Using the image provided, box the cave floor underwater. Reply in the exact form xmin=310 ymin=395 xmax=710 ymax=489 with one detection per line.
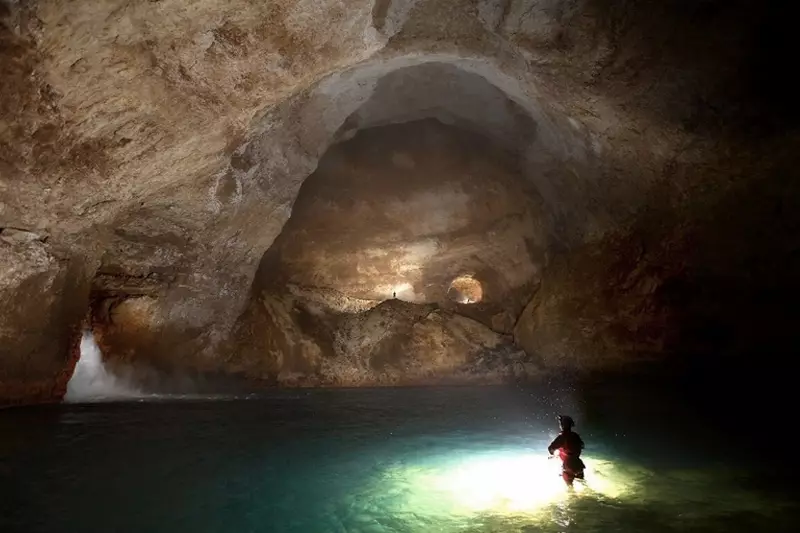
xmin=1 ymin=380 xmax=795 ymax=533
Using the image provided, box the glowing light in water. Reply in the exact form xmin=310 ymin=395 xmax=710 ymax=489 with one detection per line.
xmin=380 ymin=450 xmax=632 ymax=523
xmin=64 ymin=331 xmax=140 ymax=402
xmin=429 ymin=453 xmax=625 ymax=513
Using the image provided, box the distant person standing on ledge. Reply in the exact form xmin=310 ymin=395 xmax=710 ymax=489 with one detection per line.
xmin=548 ymin=415 xmax=586 ymax=486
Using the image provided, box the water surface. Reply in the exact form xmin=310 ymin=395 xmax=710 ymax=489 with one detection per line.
xmin=1 ymin=383 xmax=794 ymax=532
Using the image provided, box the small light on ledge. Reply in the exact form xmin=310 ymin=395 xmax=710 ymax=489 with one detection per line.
xmin=391 ymin=282 xmax=414 ymax=300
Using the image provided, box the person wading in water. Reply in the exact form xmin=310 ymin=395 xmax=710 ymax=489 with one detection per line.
xmin=547 ymin=415 xmax=586 ymax=486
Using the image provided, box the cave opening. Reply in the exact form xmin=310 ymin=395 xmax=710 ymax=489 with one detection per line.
xmin=226 ymin=61 xmax=568 ymax=386
xmin=447 ymin=275 xmax=484 ymax=305
xmin=233 ymin=117 xmax=546 ymax=385
xmin=258 ymin=118 xmax=544 ymax=308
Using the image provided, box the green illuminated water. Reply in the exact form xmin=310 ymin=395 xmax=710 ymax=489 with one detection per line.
xmin=1 ymin=384 xmax=795 ymax=532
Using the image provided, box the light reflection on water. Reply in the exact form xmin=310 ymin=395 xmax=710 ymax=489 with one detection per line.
xmin=370 ymin=451 xmax=628 ymax=529
xmin=1 ymin=386 xmax=795 ymax=533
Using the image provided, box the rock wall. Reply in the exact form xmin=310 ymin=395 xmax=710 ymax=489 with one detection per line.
xmin=257 ymin=120 xmax=545 ymax=329
xmin=225 ymin=119 xmax=545 ymax=383
xmin=229 ymin=294 xmax=531 ymax=386
xmin=0 ymin=231 xmax=90 ymax=403
xmin=515 ymin=135 xmax=800 ymax=375
xmin=1 ymin=0 xmax=795 ymax=402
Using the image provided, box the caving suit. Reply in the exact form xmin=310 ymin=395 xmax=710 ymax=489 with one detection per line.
xmin=547 ymin=430 xmax=586 ymax=485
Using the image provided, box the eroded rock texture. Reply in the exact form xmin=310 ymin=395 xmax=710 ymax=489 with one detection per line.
xmin=1 ymin=0 xmax=795 ymax=403
xmin=515 ymin=140 xmax=800 ymax=374
xmin=231 ymin=295 xmax=530 ymax=386
xmin=0 ymin=234 xmax=89 ymax=403
xmin=226 ymin=120 xmax=540 ymax=384
xmin=258 ymin=120 xmax=543 ymax=326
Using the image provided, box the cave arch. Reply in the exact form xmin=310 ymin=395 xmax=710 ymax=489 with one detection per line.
xmin=216 ymin=54 xmax=600 ymax=360
xmin=3 ymin=1 xmax=791 ymax=404
xmin=232 ymin=118 xmax=545 ymax=384
xmin=333 ymin=62 xmax=539 ymax=151
xmin=231 ymin=54 xmax=600 ymax=291
xmin=279 ymin=54 xmax=599 ymax=246
xmin=447 ymin=275 xmax=484 ymax=304
xmin=86 ymin=53 xmax=598 ymax=377
xmin=255 ymin=118 xmax=545 ymax=307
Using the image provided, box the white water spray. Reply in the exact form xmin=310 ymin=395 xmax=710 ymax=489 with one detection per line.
xmin=64 ymin=331 xmax=141 ymax=402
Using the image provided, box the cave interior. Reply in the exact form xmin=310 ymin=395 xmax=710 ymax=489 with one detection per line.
xmin=0 ymin=0 xmax=797 ymax=411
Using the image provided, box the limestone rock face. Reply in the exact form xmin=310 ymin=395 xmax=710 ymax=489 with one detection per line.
xmin=327 ymin=301 xmax=532 ymax=385
xmin=257 ymin=120 xmax=545 ymax=329
xmin=224 ymin=120 xmax=545 ymax=381
xmin=514 ymin=140 xmax=800 ymax=374
xmin=513 ymin=234 xmax=670 ymax=371
xmin=1 ymin=0 xmax=795 ymax=402
xmin=0 ymin=236 xmax=90 ymax=403
xmin=229 ymin=295 xmax=531 ymax=386
xmin=227 ymin=291 xmax=327 ymax=384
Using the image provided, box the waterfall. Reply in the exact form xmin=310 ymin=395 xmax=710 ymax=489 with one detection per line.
xmin=64 ymin=331 xmax=140 ymax=402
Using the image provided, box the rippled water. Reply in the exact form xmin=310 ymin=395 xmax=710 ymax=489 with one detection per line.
xmin=1 ymin=383 xmax=795 ymax=533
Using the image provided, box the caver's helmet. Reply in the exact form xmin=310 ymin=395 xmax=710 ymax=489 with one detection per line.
xmin=557 ymin=415 xmax=575 ymax=430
